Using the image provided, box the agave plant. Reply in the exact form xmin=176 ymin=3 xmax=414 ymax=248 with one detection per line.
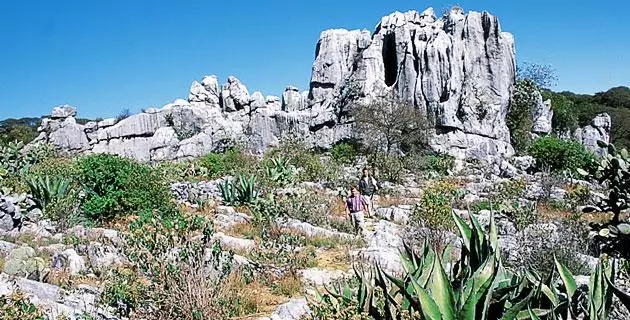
xmin=25 ymin=175 xmax=73 ymax=211
xmin=219 ymin=174 xmax=259 ymax=205
xmin=312 ymin=211 xmax=630 ymax=320
xmin=235 ymin=174 xmax=259 ymax=204
xmin=264 ymin=156 xmax=292 ymax=186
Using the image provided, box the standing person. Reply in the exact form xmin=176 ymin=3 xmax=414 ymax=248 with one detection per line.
xmin=345 ymin=186 xmax=368 ymax=235
xmin=358 ymin=167 xmax=378 ymax=217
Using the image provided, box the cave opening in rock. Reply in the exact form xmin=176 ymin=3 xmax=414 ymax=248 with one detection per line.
xmin=382 ymin=33 xmax=398 ymax=87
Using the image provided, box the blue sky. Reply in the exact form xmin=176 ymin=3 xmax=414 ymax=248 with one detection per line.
xmin=1 ymin=0 xmax=628 ymax=120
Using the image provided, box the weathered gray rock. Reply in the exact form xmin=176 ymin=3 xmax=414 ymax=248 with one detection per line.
xmin=221 ymin=76 xmax=250 ymax=111
xmin=0 ymin=273 xmax=120 ymax=319
xmin=51 ymin=104 xmax=77 ymax=119
xmin=97 ymin=112 xmax=166 ymax=141
xmin=310 ymin=7 xmax=516 ymax=159
xmin=250 ymin=91 xmax=266 ymax=111
xmin=48 ymin=117 xmax=90 ymax=151
xmin=574 ymin=113 xmax=611 ymax=156
xmin=374 ymin=206 xmax=411 ymax=224
xmin=531 ymin=91 xmax=553 ymax=134
xmin=260 ymin=298 xmax=310 ymax=320
xmin=282 ymin=86 xmax=304 ymax=111
xmin=299 ymin=268 xmax=348 ymax=287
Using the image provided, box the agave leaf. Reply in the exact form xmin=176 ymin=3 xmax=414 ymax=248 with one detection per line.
xmin=597 ymin=140 xmax=609 ymax=148
xmin=429 ymin=256 xmax=456 ymax=320
xmin=416 ymin=285 xmax=443 ymax=320
xmin=459 ymin=255 xmax=497 ymax=319
xmin=605 ymin=273 xmax=630 ymax=313
xmin=500 ymin=289 xmax=534 ymax=320
xmin=554 ymin=256 xmax=577 ymax=301
xmin=452 ymin=211 xmax=472 ymax=251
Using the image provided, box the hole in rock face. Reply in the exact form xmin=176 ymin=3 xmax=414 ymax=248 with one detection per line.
xmin=382 ymin=33 xmax=398 ymax=87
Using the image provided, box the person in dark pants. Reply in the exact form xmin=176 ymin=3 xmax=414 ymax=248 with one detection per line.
xmin=358 ymin=167 xmax=378 ymax=217
xmin=345 ymin=186 xmax=367 ymax=235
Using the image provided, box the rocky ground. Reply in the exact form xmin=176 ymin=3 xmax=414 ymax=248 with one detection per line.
xmin=2 ymin=153 xmax=623 ymax=319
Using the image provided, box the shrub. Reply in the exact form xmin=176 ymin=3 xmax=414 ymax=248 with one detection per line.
xmin=108 ymin=208 xmax=243 ymax=319
xmin=330 ymin=142 xmax=358 ymax=165
xmin=511 ymin=220 xmax=591 ymax=276
xmin=76 ymin=154 xmax=171 ymax=222
xmin=370 ymin=152 xmax=405 ymax=183
xmin=508 ymin=79 xmax=536 ymax=154
xmin=199 ymin=147 xmax=259 ymax=179
xmin=529 ymin=135 xmax=597 ymax=173
xmin=0 ymin=288 xmax=46 ymax=320
xmin=198 ymin=152 xmax=226 ymax=179
xmin=404 ymin=153 xmax=455 ymax=176
xmin=407 ymin=181 xmax=460 ymax=251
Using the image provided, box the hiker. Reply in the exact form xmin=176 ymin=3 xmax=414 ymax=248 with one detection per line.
xmin=345 ymin=186 xmax=367 ymax=235
xmin=358 ymin=167 xmax=378 ymax=217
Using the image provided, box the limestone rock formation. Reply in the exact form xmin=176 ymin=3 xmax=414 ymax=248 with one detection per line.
xmin=35 ymin=75 xmax=317 ymax=161
xmin=531 ymin=91 xmax=553 ymax=135
xmin=574 ymin=113 xmax=611 ymax=156
xmin=309 ymin=7 xmax=517 ymax=159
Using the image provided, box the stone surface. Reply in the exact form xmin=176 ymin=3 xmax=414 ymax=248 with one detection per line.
xmin=51 ymin=104 xmax=77 ymax=119
xmin=260 ymin=298 xmax=310 ymax=320
xmin=574 ymin=113 xmax=611 ymax=156
xmin=32 ymin=7 xmax=528 ymax=161
xmin=309 ymin=7 xmax=516 ymax=159
xmin=531 ymin=90 xmax=553 ymax=134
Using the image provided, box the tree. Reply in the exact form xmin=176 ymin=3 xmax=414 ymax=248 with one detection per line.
xmin=516 ymin=62 xmax=558 ymax=89
xmin=507 ymin=80 xmax=536 ymax=154
xmin=593 ymin=86 xmax=630 ymax=109
xmin=352 ymin=95 xmax=429 ymax=155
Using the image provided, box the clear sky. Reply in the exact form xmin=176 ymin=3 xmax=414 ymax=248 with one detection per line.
xmin=1 ymin=0 xmax=628 ymax=120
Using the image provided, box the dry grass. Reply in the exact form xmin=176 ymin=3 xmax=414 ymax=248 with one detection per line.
xmin=329 ymin=197 xmax=347 ymax=218
xmin=226 ymin=223 xmax=258 ymax=240
xmin=229 ymin=277 xmax=289 ymax=320
xmin=315 ymin=247 xmax=352 ymax=271
xmin=270 ymin=274 xmax=303 ymax=297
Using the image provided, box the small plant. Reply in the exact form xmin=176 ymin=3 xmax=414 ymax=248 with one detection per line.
xmin=116 ymin=108 xmax=132 ymax=122
xmin=263 ymin=156 xmax=293 ymax=186
xmin=219 ymin=174 xmax=259 ymax=206
xmin=331 ymin=142 xmax=358 ymax=165
xmin=25 ymin=175 xmax=73 ymax=210
xmin=0 ymin=287 xmax=46 ymax=320
xmin=407 ymin=180 xmax=460 ymax=251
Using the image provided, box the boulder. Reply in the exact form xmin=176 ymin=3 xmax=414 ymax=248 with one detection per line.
xmin=282 ymin=86 xmax=304 ymax=111
xmin=574 ymin=113 xmax=611 ymax=156
xmin=221 ymin=76 xmax=250 ymax=111
xmin=51 ymin=104 xmax=77 ymax=119
xmin=531 ymin=90 xmax=553 ymax=134
xmin=48 ymin=117 xmax=90 ymax=152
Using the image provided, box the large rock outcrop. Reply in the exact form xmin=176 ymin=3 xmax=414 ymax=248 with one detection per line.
xmin=34 ymin=75 xmax=317 ymax=161
xmin=309 ymin=7 xmax=517 ymax=159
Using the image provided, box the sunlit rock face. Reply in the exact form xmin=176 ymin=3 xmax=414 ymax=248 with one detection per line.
xmin=309 ymin=7 xmax=517 ymax=159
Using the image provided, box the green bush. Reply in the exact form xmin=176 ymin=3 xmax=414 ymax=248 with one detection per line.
xmin=76 ymin=154 xmax=171 ymax=222
xmin=198 ymin=147 xmax=259 ymax=179
xmin=529 ymin=136 xmax=597 ymax=173
xmin=404 ymin=153 xmax=455 ymax=176
xmin=331 ymin=142 xmax=358 ymax=165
